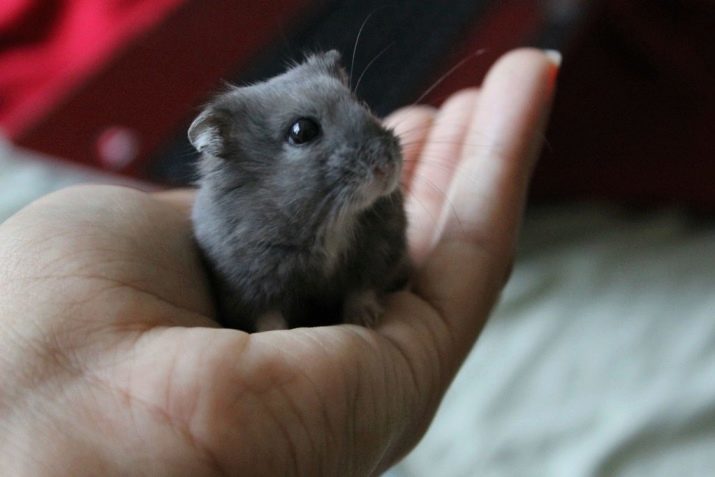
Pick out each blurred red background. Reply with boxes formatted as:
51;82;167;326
1;0;713;206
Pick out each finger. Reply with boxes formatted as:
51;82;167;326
404;88;480;264
385;49;560;379
435;49;559;258
383;105;436;188
426;48;558;354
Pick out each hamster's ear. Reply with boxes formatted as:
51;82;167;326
306;50;348;85
188;107;231;157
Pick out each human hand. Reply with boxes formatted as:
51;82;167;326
0;49;558;476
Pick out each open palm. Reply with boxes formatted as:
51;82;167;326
0;49;557;476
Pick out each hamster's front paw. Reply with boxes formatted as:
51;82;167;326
343;289;384;327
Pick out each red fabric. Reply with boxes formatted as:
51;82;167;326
0;0;184;137
15;0;318;175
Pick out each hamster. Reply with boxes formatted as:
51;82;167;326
189;50;409;332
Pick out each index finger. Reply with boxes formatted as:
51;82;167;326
436;49;560;259
426;48;558;351
386;49;560;378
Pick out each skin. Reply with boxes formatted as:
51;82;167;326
0;49;557;476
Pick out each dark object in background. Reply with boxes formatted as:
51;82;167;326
150;0;501;184
533;0;715;207
4;0;590;182
7;0;715;207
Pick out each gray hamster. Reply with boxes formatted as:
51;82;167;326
189;50;408;332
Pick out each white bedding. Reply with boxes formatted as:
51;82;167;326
3;140;714;476
396;205;715;476
0;138;147;221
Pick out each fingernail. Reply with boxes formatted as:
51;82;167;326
543;49;562;67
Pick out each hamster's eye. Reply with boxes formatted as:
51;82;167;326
287;118;321;145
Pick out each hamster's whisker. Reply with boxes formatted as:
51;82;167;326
170;146;203;161
402;159;458;171
310;188;344;228
384;116;437;135
399;139;491;149
408;171;466;236
391;117;491;135
350;6;389;90
393;120;553;154
389;123;434;137
389;119;481;139
391;120;475;135
403;184;439;226
405;156;504;197
354;42;395;95
411;48;486;106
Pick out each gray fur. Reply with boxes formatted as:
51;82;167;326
190;50;408;331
